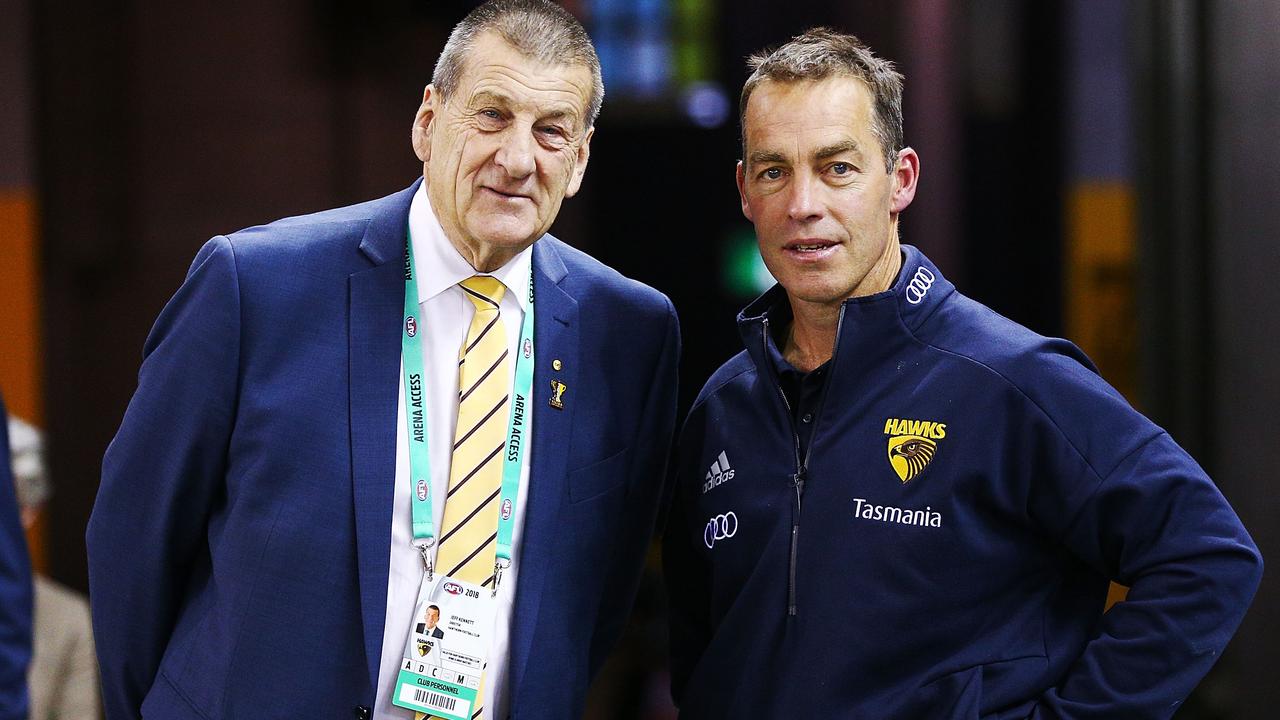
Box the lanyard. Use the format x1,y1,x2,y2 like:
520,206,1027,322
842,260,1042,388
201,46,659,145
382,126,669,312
401,232,534,591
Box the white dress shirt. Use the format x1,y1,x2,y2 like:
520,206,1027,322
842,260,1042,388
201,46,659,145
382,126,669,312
374,183,533,720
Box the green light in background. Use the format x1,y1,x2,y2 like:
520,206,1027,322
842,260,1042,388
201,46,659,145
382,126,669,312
723,227,775,298
674,0,715,84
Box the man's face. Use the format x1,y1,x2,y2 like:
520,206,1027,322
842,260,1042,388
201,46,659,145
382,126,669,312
413,32,595,270
737,76,917,309
425,607,440,629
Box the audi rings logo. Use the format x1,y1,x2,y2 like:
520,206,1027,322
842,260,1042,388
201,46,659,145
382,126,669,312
905,267,936,305
703,512,738,549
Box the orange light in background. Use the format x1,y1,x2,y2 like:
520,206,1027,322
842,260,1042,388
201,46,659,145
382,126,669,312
1065,182,1138,403
1065,183,1137,612
0,187,46,572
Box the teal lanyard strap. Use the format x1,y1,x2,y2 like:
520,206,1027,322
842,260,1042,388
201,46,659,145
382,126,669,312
402,236,436,576
401,232,533,592
494,276,534,592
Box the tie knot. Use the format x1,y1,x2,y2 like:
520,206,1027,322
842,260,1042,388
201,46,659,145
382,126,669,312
460,275,505,311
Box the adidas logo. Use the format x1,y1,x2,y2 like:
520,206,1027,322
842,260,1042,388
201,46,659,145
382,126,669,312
702,451,735,494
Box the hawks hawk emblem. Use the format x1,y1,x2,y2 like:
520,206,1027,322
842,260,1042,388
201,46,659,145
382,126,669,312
417,639,433,657
883,417,946,483
887,435,937,483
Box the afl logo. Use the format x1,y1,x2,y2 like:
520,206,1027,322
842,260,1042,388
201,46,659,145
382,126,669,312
703,512,738,549
405,315,418,337
522,338,532,359
905,267,936,305
415,479,428,501
443,582,463,595
501,498,513,521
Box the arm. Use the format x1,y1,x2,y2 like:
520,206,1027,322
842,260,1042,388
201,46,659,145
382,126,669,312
586,298,681,671
1035,432,1262,719
87,237,242,719
0,395,33,720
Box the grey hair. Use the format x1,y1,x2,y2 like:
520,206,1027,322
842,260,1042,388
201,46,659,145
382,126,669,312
433,0,604,129
7,416,49,509
741,27,904,172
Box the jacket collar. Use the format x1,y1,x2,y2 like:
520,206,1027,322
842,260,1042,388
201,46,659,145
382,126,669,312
357,180,419,266
736,245,955,377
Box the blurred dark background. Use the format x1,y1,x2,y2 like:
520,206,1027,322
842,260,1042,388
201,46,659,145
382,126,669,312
1,1,1276,717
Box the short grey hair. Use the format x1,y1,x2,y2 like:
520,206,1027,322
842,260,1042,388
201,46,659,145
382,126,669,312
7,416,49,509
741,28,904,172
433,0,605,129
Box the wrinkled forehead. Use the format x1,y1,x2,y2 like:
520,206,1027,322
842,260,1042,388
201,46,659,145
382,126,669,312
455,33,595,124
742,76,876,154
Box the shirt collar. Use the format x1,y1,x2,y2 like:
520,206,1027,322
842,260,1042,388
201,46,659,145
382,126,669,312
408,182,533,311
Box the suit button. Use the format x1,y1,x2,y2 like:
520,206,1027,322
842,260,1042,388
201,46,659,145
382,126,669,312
354,706,371,720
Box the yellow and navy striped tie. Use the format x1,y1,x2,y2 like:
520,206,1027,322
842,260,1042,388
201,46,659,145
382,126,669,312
424,275,508,720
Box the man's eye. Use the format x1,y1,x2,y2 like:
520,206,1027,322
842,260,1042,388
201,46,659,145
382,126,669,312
761,168,783,180
831,163,851,175
538,126,571,147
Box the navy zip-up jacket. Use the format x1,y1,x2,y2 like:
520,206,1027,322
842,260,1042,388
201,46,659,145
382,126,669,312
665,246,1262,719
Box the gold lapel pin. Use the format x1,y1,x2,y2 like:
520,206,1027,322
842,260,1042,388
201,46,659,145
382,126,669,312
549,380,567,410
552,359,562,371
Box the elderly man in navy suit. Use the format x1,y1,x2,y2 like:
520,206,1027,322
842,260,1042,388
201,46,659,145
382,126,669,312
88,2,679,719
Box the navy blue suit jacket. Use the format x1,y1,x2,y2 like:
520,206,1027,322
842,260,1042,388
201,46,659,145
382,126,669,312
0,393,32,720
88,182,680,719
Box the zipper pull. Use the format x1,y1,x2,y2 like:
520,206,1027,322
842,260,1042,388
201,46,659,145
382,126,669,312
790,469,806,500
787,469,806,618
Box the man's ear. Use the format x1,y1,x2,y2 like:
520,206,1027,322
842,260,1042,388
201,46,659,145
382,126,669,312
411,84,437,163
736,160,754,222
890,147,920,213
564,126,594,198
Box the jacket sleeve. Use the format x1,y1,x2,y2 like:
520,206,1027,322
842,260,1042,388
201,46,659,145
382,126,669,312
662,411,713,709
0,395,33,720
87,237,242,720
1034,431,1263,719
587,297,681,672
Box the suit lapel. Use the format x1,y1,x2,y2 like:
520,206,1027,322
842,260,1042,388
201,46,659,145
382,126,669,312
349,181,417,691
510,240,578,698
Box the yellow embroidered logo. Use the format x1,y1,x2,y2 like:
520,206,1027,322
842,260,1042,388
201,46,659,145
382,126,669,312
883,418,946,483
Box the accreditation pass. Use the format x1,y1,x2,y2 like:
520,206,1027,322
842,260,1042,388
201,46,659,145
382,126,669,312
393,575,496,719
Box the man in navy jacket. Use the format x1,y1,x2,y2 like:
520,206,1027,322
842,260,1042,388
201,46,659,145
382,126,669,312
0,393,32,720
665,29,1261,718
89,2,679,718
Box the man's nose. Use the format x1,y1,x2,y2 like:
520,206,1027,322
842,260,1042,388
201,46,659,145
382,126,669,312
786,173,822,222
495,125,536,179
